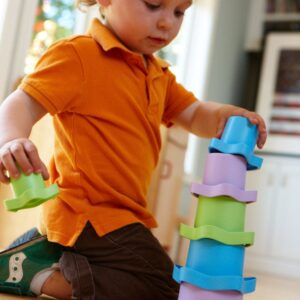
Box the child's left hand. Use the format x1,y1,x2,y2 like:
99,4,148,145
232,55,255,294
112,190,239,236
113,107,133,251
216,105,267,149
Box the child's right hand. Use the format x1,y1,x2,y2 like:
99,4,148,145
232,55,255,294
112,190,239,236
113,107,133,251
0,138,49,184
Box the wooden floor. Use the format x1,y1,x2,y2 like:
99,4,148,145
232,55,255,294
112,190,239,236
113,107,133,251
0,296,35,300
245,272,300,300
0,295,53,299
0,273,299,299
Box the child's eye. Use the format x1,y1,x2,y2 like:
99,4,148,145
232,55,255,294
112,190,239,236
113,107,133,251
144,1,160,10
174,10,185,17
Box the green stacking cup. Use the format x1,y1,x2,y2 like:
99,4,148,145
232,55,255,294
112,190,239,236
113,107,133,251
180,196,254,246
4,171,59,212
195,195,246,231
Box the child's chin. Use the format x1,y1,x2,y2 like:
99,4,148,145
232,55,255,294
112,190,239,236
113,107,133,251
133,49,155,55
143,47,162,55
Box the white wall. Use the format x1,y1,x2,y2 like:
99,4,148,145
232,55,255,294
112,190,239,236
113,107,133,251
191,0,251,178
0,0,9,38
204,0,250,105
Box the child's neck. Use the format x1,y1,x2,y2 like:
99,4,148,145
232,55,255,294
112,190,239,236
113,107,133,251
102,20,149,69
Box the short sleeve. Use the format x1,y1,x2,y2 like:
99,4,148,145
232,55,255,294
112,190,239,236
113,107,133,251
19,40,85,115
162,70,197,127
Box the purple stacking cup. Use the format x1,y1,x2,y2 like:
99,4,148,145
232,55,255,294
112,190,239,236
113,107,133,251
203,153,247,189
179,283,242,300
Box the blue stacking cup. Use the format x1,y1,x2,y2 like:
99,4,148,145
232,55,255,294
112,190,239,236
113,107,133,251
209,116,263,170
221,116,257,151
186,239,245,276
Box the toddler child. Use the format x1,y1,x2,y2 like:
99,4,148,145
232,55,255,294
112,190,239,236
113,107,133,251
0,0,267,299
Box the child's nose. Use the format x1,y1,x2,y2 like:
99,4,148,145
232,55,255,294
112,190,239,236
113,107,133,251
157,13,174,31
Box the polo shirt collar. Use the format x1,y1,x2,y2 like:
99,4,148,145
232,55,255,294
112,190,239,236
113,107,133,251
87,18,169,70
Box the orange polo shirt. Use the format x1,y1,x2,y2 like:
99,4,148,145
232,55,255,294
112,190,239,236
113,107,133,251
20,19,197,246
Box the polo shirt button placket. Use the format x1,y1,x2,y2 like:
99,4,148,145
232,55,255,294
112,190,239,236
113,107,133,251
127,55,139,66
148,104,159,115
147,82,158,115
129,57,137,65
127,56,146,72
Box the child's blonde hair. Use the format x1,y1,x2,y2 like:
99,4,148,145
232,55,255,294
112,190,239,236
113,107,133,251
76,0,104,19
76,0,97,9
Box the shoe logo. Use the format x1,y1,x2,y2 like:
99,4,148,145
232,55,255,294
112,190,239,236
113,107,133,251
5,252,26,283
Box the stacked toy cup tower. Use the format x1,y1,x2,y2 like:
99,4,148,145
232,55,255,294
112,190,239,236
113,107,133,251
173,116,263,300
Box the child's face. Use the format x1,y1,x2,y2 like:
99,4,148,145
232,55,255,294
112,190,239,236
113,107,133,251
98,0,192,55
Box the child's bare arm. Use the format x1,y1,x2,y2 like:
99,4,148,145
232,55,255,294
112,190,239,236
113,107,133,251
172,101,267,149
0,89,48,183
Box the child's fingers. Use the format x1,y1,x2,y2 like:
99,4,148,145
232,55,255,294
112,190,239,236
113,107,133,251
216,109,267,149
9,141,33,175
242,112,267,148
255,116,267,148
23,141,49,180
249,117,259,124
22,140,41,172
216,117,227,137
0,161,10,183
40,163,50,180
0,139,49,182
242,111,259,125
0,148,20,179
257,130,267,148
257,125,267,148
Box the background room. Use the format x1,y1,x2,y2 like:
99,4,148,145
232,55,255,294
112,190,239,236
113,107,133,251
0,1,300,299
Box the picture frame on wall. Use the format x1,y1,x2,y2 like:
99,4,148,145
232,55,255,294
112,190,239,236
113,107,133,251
256,33,300,155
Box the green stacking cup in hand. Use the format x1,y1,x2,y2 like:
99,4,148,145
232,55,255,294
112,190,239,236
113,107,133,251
4,171,59,212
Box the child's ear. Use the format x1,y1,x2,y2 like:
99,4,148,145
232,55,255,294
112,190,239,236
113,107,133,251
96,0,111,7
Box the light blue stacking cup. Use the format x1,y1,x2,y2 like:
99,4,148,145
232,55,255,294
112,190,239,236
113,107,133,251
173,238,256,293
186,239,244,276
209,116,263,170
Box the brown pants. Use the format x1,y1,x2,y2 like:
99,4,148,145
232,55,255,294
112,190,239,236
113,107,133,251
59,223,179,300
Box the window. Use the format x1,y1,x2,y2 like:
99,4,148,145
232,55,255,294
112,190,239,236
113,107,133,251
24,0,76,74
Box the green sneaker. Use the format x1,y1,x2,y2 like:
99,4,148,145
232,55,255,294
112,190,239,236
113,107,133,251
0,235,63,296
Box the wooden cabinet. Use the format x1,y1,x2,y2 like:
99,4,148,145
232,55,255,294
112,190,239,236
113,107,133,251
151,126,189,251
245,1,300,279
245,154,300,278
271,163,300,260
256,33,300,155
245,0,266,51
246,158,277,257
245,0,300,51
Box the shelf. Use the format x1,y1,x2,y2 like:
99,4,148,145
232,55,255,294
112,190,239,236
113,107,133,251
245,0,300,51
265,13,300,22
